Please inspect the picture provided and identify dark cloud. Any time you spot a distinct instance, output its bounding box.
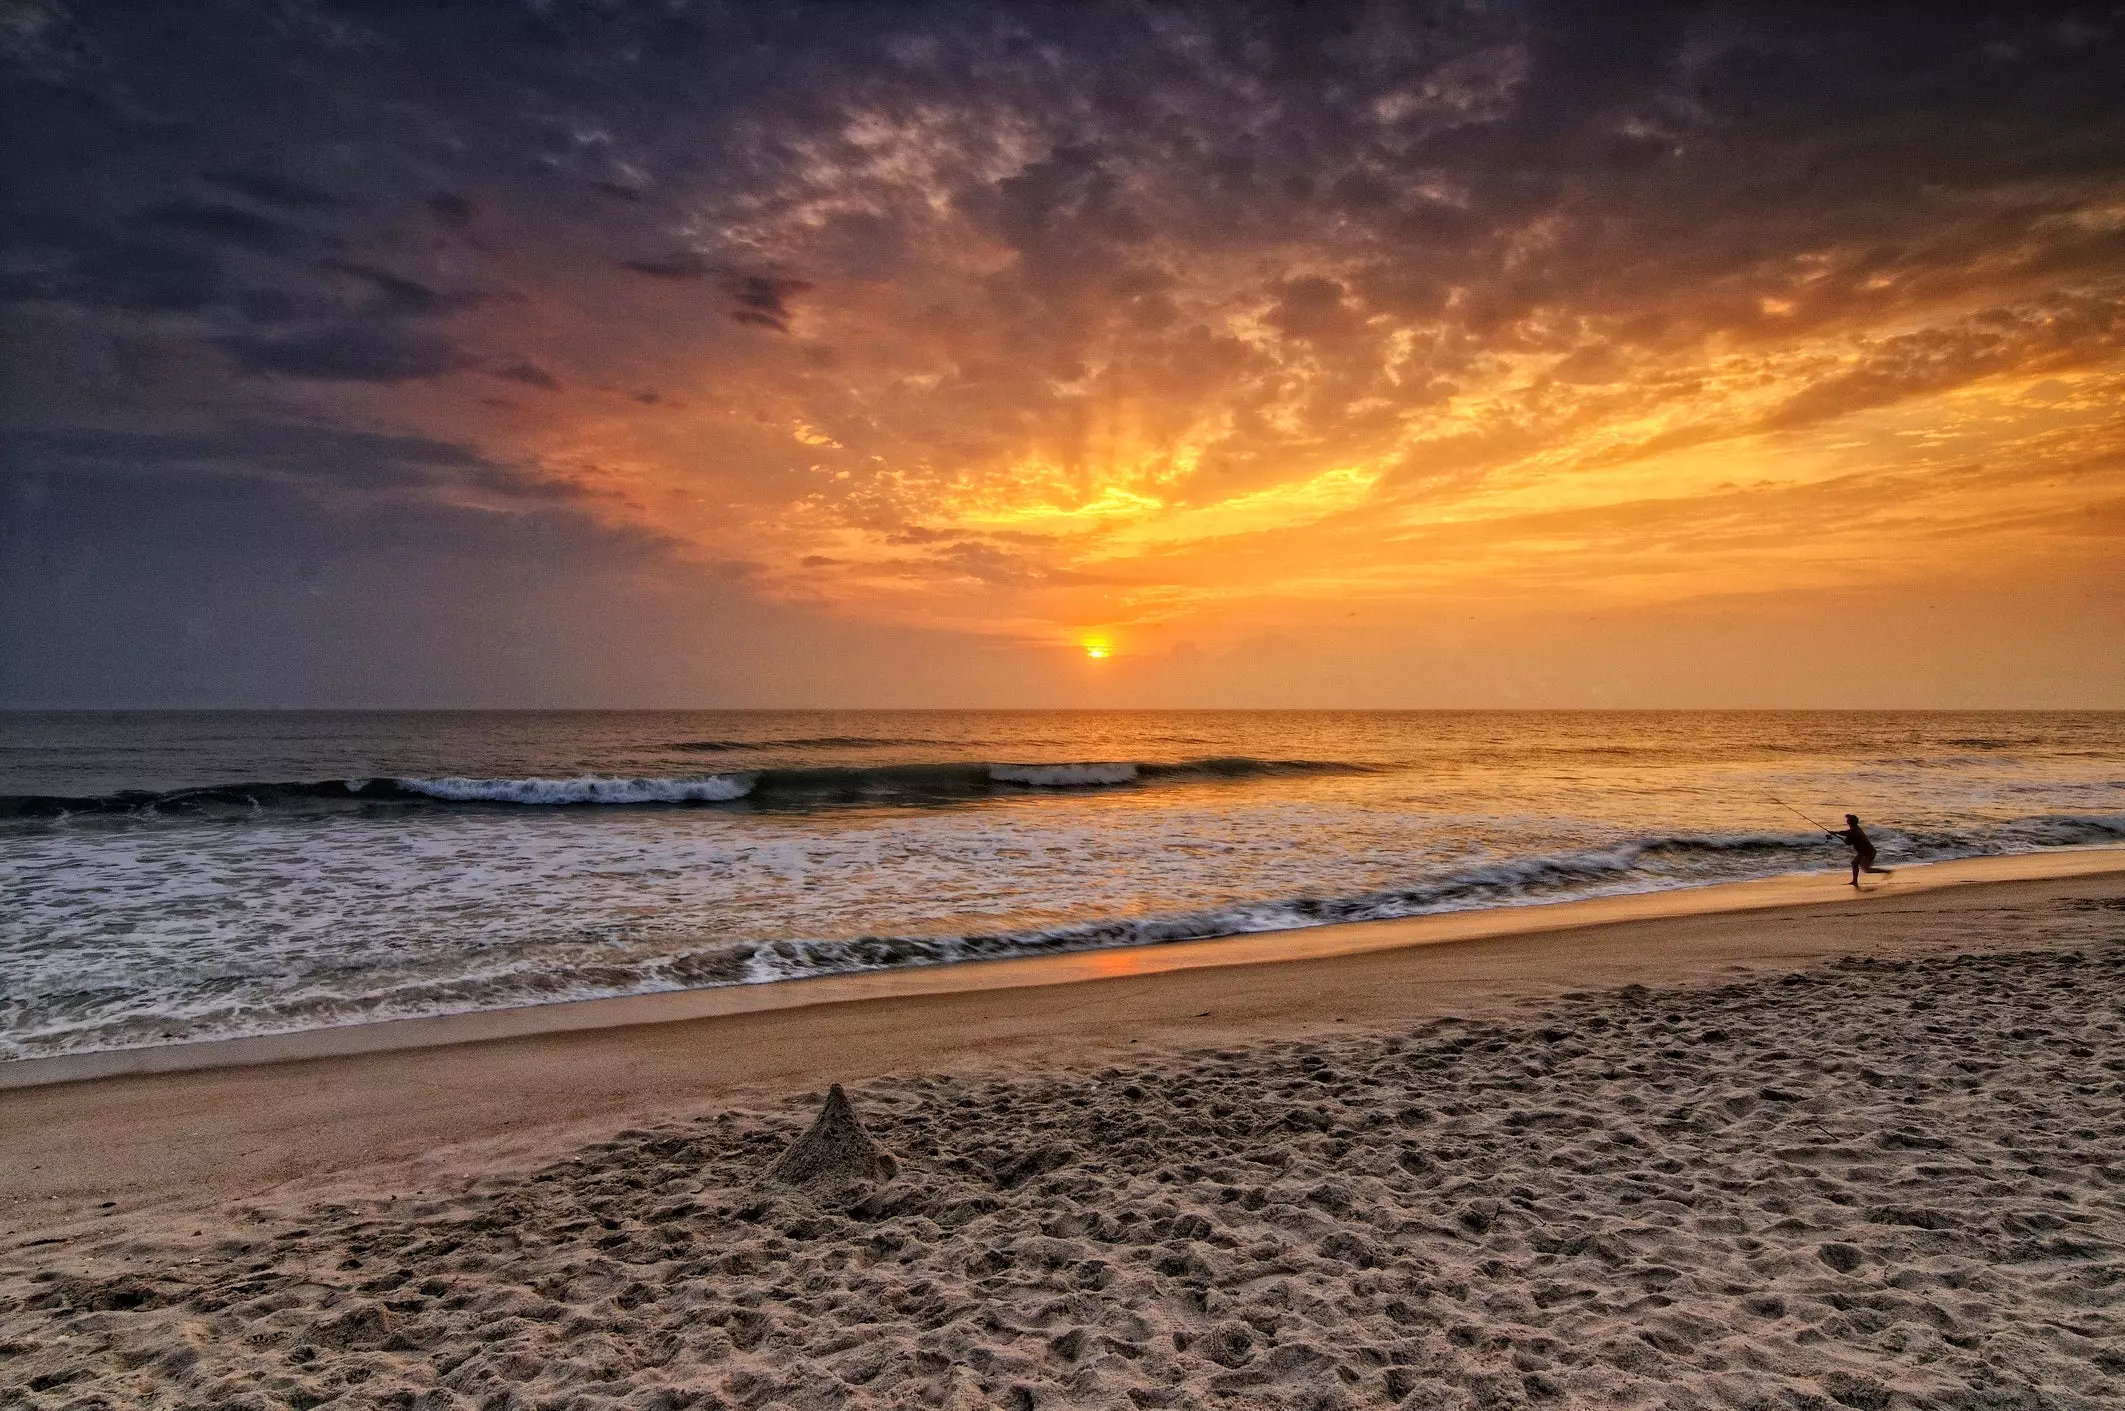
[0,458,716,709]
[1,228,228,313]
[928,539,1038,585]
[427,192,476,228]
[142,200,297,251]
[729,273,809,333]
[315,261,479,318]
[216,325,464,382]
[884,525,956,545]
[491,360,561,391]
[621,252,712,279]
[619,256,809,330]
[9,420,509,494]
[1266,277,1357,343]
[200,168,337,209]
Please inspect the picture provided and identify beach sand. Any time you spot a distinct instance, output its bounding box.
[3,857,2122,1408]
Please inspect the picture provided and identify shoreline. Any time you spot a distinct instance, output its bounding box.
[3,850,2122,1234]
[6,846,2123,1092]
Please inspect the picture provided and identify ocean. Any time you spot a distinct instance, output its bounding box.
[2,710,2120,1061]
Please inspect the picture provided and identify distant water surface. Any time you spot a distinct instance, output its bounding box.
[2,710,2120,1059]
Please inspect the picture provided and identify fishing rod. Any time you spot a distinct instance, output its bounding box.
[1768,796,1839,836]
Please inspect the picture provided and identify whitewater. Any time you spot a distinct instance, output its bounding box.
[2,710,2120,1060]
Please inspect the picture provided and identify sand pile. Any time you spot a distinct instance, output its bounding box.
[4,939,2121,1409]
[770,1084,899,1189]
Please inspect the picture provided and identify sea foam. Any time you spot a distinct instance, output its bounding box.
[988,762,1139,787]
[399,775,756,805]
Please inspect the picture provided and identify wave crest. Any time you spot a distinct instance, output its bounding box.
[400,775,754,805]
[0,755,1366,820]
[672,736,919,752]
[989,762,1138,786]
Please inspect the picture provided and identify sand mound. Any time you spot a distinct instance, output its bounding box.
[768,1081,899,1188]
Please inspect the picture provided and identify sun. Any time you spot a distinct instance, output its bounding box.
[1081,636,1112,660]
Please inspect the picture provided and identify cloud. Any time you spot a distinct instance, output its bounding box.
[883,525,957,545]
[491,360,561,391]
[142,200,297,251]
[314,260,480,318]
[427,192,476,228]
[0,226,228,312]
[199,168,337,209]
[621,252,712,279]
[217,325,464,382]
[1265,277,1358,343]
[620,255,811,331]
[6,0,2125,698]
[728,273,809,332]
[10,420,506,493]
[1756,294,2125,432]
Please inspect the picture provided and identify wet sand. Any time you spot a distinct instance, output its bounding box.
[3,855,2122,1408]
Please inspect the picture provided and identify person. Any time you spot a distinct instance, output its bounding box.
[1828,814,1893,887]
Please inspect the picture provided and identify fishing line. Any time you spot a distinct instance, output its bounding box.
[1768,796,1837,835]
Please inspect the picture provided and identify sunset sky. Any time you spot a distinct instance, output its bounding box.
[3,1,2122,707]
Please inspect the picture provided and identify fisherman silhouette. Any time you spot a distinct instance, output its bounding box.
[1828,814,1893,887]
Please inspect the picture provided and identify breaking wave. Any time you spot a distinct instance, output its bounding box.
[8,812,2123,1059]
[666,817,2125,988]
[989,762,1139,786]
[400,775,754,806]
[0,756,1371,821]
[671,736,921,752]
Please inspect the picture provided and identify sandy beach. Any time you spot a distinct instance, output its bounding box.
[4,855,2122,1408]
[13,2,2125,1403]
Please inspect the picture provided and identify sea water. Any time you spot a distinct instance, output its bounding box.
[2,710,2120,1060]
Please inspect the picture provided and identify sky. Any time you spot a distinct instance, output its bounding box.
[2,1,2122,708]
